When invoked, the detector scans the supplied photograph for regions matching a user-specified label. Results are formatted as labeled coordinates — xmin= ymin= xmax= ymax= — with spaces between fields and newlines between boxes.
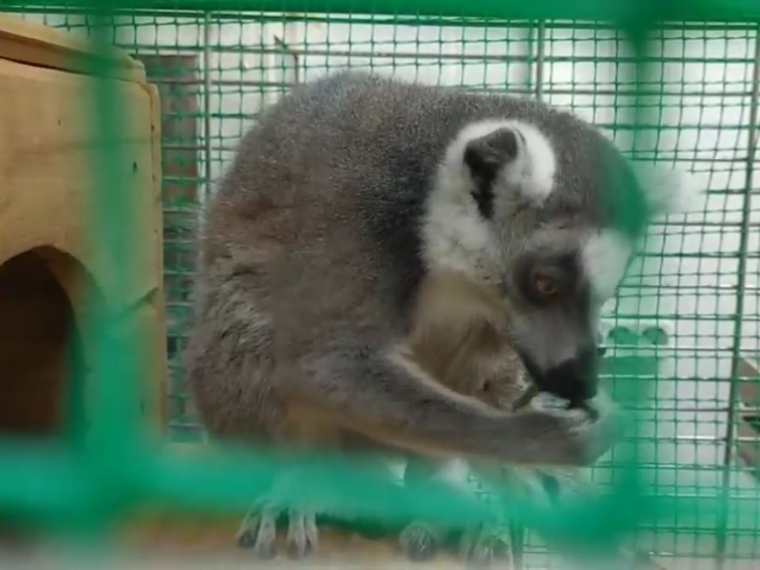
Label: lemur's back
xmin=201 ymin=72 xmax=447 ymax=330
xmin=190 ymin=71 xmax=458 ymax=439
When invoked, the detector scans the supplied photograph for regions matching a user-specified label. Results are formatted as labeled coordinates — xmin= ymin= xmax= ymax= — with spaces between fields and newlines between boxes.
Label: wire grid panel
xmin=11 ymin=6 xmax=760 ymax=569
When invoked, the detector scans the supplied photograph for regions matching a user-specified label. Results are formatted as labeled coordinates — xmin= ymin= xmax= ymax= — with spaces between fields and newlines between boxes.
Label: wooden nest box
xmin=0 ymin=15 xmax=167 ymax=437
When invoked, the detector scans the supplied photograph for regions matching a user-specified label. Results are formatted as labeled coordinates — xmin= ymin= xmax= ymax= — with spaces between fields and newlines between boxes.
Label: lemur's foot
xmin=236 ymin=506 xmax=277 ymax=559
xmin=286 ymin=509 xmax=319 ymax=559
xmin=460 ymin=524 xmax=512 ymax=568
xmin=237 ymin=505 xmax=318 ymax=560
xmin=399 ymin=521 xmax=512 ymax=567
xmin=399 ymin=521 xmax=444 ymax=561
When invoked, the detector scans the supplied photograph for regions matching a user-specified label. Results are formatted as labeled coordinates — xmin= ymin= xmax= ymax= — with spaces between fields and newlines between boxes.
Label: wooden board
xmin=118 ymin=524 xmax=487 ymax=568
xmin=0 ymin=16 xmax=167 ymax=433
xmin=0 ymin=13 xmax=144 ymax=81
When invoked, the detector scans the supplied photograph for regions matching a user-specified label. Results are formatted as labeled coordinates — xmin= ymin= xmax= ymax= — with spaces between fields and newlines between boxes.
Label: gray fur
xmin=185 ymin=71 xmax=670 ymax=464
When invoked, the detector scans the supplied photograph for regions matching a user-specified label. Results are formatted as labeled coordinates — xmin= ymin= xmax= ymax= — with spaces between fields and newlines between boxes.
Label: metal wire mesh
xmin=2 ymin=2 xmax=760 ymax=568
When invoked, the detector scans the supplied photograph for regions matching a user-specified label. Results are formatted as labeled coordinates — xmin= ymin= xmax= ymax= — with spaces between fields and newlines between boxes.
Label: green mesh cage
xmin=0 ymin=1 xmax=759 ymax=569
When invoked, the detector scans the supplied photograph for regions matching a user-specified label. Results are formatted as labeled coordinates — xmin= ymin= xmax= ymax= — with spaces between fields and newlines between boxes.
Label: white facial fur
xmin=580 ymin=164 xmax=703 ymax=304
xmin=422 ymin=120 xmax=700 ymax=303
xmin=422 ymin=119 xmax=558 ymax=275
xmin=581 ymin=229 xmax=634 ymax=303
xmin=421 ymin=169 xmax=491 ymax=276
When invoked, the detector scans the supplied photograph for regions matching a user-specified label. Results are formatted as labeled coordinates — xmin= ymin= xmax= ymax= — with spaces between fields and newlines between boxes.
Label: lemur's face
xmin=497 ymin=225 xmax=632 ymax=405
xmin=424 ymin=116 xmax=700 ymax=405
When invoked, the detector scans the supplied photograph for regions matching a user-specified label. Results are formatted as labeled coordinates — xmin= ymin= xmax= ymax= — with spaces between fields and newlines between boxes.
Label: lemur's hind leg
xmin=398 ymin=456 xmax=513 ymax=567
xmin=236 ymin=421 xmax=406 ymax=559
xmin=236 ymin=420 xmax=342 ymax=560
xmin=398 ymin=456 xmax=450 ymax=561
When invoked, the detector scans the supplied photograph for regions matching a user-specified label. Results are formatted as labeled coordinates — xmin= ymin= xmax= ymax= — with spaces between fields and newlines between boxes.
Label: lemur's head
xmin=423 ymin=114 xmax=702 ymax=406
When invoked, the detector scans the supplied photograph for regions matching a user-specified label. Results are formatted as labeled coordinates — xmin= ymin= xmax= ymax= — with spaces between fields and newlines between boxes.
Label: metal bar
xmin=202 ymin=11 xmax=213 ymax=205
xmin=632 ymin=435 xmax=738 ymax=443
xmin=634 ymin=251 xmax=757 ymax=259
xmin=148 ymin=75 xmax=760 ymax=101
xmin=195 ymin=46 xmax=760 ymax=66
xmin=273 ymin=34 xmax=302 ymax=84
xmin=243 ymin=45 xmax=746 ymax=67
xmin=534 ymin=21 xmax=546 ymax=101
xmin=139 ymin=41 xmax=760 ymax=66
xmin=715 ymin=25 xmax=760 ymax=570
xmin=138 ymin=74 xmax=756 ymax=101
xmin=524 ymin=23 xmax=534 ymax=94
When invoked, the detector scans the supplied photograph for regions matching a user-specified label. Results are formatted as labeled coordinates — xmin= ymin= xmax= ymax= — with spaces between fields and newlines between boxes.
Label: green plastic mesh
xmin=1 ymin=1 xmax=759 ymax=569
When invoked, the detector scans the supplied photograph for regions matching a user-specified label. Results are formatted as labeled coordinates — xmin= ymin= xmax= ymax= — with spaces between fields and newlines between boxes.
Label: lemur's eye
xmin=534 ymin=276 xmax=559 ymax=297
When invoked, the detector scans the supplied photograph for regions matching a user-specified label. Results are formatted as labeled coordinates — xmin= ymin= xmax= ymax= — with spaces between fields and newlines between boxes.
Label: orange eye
xmin=534 ymin=276 xmax=559 ymax=297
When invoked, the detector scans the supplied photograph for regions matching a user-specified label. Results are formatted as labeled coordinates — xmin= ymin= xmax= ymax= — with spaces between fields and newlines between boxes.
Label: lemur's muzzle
xmin=521 ymin=347 xmax=599 ymax=407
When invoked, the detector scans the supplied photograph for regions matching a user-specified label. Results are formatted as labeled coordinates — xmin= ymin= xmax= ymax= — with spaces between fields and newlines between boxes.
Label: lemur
xmin=184 ymin=70 xmax=700 ymax=560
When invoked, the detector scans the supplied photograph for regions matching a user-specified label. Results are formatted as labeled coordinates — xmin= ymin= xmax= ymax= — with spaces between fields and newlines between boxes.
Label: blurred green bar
xmin=0 ymin=441 xmax=106 ymax=524
xmin=0 ymin=0 xmax=758 ymax=24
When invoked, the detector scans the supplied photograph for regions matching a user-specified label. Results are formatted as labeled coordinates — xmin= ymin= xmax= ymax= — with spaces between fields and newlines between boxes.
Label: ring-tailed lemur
xmin=185 ymin=70 xmax=699 ymax=559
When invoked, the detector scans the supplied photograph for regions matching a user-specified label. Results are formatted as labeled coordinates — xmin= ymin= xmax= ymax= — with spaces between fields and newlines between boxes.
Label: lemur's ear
xmin=464 ymin=128 xmax=520 ymax=218
xmin=464 ymin=127 xmax=520 ymax=182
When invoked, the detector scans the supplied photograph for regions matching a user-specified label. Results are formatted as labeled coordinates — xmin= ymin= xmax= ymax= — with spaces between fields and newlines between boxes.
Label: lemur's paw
xmin=237 ymin=505 xmax=319 ymax=560
xmin=399 ymin=521 xmax=443 ymax=562
xmin=236 ymin=508 xmax=278 ymax=559
xmin=523 ymin=389 xmax=624 ymax=466
xmin=286 ymin=510 xmax=319 ymax=559
xmin=460 ymin=525 xmax=512 ymax=568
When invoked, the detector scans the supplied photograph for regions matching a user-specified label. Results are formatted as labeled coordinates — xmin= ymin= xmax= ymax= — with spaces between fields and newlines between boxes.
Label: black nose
xmin=536 ymin=348 xmax=598 ymax=403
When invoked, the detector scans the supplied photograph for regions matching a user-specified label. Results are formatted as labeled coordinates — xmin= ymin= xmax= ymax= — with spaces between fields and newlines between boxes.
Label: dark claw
xmin=286 ymin=511 xmax=319 ymax=560
xmin=460 ymin=526 xmax=512 ymax=568
xmin=236 ymin=507 xmax=318 ymax=560
xmin=236 ymin=528 xmax=257 ymax=549
xmin=399 ymin=523 xmax=441 ymax=562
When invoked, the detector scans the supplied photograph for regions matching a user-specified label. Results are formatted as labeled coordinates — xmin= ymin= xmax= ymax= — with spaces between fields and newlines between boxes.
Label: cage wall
xmin=8 ymin=6 xmax=760 ymax=568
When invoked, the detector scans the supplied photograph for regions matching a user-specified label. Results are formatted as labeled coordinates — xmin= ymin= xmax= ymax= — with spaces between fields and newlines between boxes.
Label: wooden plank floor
xmin=2 ymin=524 xmax=508 ymax=569
xmin=7 ymin=522 xmax=745 ymax=570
